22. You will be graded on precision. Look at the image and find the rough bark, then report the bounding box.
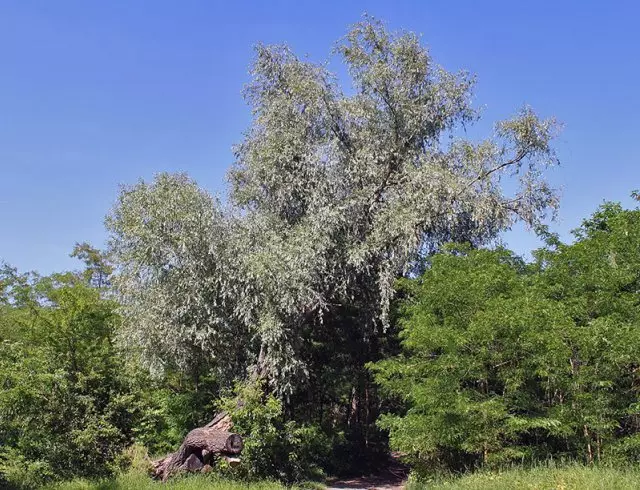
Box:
[205,411,234,431]
[153,412,243,481]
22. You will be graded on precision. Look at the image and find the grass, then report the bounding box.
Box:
[42,464,640,490]
[44,470,296,490]
[409,464,640,490]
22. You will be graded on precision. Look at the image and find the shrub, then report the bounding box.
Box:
[0,274,147,487]
[219,381,330,483]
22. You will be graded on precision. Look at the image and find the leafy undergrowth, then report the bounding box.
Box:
[410,465,640,490]
[43,470,300,490]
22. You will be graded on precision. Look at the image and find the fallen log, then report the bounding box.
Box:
[153,412,243,481]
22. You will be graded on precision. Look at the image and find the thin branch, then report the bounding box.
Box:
[463,148,529,193]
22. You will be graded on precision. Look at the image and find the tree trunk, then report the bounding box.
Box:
[153,412,243,481]
[583,424,593,465]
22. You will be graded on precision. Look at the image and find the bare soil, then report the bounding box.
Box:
[325,454,408,490]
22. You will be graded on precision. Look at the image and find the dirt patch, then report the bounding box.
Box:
[326,455,408,490]
[326,475,405,489]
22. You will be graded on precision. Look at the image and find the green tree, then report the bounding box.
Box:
[70,242,113,289]
[532,201,640,464]
[106,17,560,469]
[0,265,151,487]
[371,199,640,473]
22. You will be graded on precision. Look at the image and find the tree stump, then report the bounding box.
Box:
[152,413,243,481]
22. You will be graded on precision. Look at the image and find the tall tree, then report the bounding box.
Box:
[106,17,560,457]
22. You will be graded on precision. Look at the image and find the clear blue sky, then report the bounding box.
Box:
[2,1,639,274]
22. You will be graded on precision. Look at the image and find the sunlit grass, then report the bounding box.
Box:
[409,464,640,490]
[45,470,295,490]
[43,463,640,490]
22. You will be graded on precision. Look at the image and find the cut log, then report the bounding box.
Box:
[152,412,243,481]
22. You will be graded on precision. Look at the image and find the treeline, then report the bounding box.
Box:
[3,200,640,488]
[2,16,638,489]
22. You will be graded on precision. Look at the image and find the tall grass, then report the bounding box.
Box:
[409,464,640,490]
[44,470,295,490]
[42,463,640,490]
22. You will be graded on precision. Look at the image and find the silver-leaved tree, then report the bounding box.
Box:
[106,17,559,437]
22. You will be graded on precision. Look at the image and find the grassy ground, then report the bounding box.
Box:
[44,471,295,490]
[43,464,640,490]
[410,465,640,490]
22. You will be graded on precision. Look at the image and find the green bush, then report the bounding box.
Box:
[130,372,222,457]
[0,272,147,487]
[219,381,330,483]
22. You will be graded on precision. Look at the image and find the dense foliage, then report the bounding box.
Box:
[105,17,559,467]
[371,201,640,473]
[0,249,231,488]
[218,381,331,482]
[0,262,133,487]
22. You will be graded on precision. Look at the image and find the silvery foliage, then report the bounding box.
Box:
[106,174,258,379]
[107,18,559,395]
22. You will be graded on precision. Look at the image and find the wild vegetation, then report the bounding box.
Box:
[1,17,639,490]
[407,464,640,490]
[372,201,640,474]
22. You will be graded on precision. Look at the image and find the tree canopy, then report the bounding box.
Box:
[106,18,560,401]
[371,201,640,472]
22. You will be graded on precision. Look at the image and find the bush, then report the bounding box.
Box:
[0,274,147,487]
[0,449,55,490]
[218,381,331,483]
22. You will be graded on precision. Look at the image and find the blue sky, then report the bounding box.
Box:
[1,1,639,274]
